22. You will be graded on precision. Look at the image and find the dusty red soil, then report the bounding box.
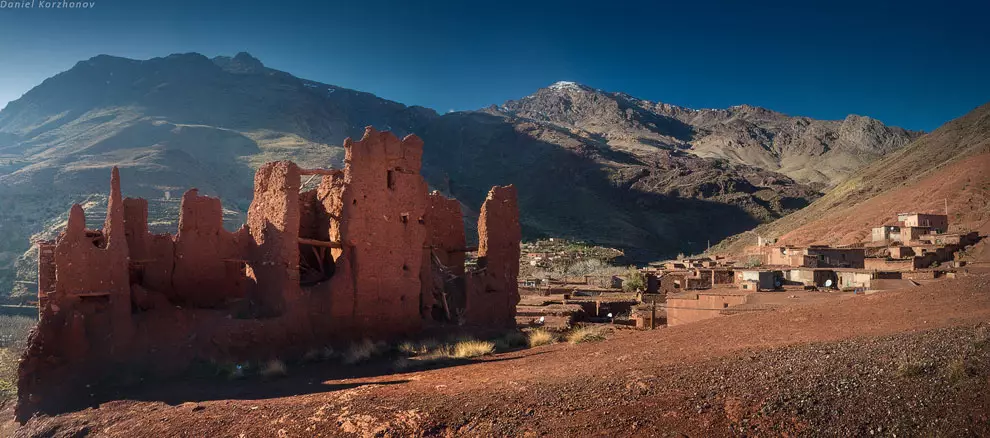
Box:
[4,268,989,437]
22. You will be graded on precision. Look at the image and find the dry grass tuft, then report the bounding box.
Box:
[945,357,976,385]
[494,331,528,351]
[343,339,386,365]
[261,359,287,378]
[895,358,930,378]
[528,329,557,347]
[567,325,611,344]
[398,339,438,356]
[303,346,335,362]
[452,340,496,359]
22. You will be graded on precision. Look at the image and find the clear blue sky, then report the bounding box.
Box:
[0,0,988,131]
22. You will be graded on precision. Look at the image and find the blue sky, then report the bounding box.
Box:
[0,0,988,131]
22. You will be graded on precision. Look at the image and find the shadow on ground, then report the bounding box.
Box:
[40,350,541,417]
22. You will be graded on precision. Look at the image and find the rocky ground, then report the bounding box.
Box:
[3,271,989,437]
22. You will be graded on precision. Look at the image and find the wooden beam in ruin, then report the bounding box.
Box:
[299,168,342,176]
[299,238,343,248]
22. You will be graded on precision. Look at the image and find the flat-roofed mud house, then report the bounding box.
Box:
[17,128,521,422]
[666,290,751,326]
[764,245,865,269]
[898,212,948,232]
[735,269,777,291]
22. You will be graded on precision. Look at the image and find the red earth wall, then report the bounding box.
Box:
[465,185,522,328]
[421,192,467,321]
[17,128,521,422]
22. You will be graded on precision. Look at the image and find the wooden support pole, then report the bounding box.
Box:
[299,238,343,248]
[298,168,342,176]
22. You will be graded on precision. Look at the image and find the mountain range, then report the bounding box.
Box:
[712,102,990,255]
[0,52,929,299]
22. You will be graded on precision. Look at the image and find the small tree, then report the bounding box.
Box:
[622,268,646,292]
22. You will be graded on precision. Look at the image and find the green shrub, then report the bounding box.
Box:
[622,268,646,292]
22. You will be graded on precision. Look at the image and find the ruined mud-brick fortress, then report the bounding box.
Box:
[17,127,521,421]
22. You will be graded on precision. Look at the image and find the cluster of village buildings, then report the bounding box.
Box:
[516,212,980,329]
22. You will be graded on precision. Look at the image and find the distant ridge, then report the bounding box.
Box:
[711,102,990,255]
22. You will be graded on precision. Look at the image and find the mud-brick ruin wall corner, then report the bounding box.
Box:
[421,192,467,321]
[122,197,175,300]
[52,167,133,343]
[465,185,522,328]
[323,127,428,338]
[172,189,249,307]
[247,161,302,317]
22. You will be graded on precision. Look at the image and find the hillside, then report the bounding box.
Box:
[0,54,918,299]
[712,102,990,255]
[500,81,921,188]
[418,111,819,260]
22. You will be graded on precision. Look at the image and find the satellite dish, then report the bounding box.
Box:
[607,313,613,318]
[825,279,833,288]
[538,316,545,324]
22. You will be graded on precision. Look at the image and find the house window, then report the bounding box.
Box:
[387,170,395,190]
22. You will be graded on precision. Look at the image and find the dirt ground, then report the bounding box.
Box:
[2,269,986,437]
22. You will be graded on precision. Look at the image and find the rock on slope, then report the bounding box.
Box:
[712,102,990,255]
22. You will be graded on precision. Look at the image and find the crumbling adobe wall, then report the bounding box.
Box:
[322,128,428,338]
[247,161,302,317]
[17,168,133,420]
[53,168,133,344]
[123,198,174,297]
[36,241,56,313]
[421,192,467,322]
[465,185,521,328]
[16,130,524,422]
[173,189,249,308]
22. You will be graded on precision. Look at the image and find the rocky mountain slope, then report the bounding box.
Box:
[0,53,919,299]
[418,111,819,260]
[501,81,922,189]
[712,102,990,255]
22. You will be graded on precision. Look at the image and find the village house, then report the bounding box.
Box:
[897,212,949,232]
[784,268,838,288]
[665,290,752,326]
[735,269,776,291]
[764,245,865,269]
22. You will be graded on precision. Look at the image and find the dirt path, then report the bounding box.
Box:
[10,273,990,437]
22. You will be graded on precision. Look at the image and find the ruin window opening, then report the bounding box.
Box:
[387,170,396,190]
[400,213,409,224]
[299,244,336,286]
